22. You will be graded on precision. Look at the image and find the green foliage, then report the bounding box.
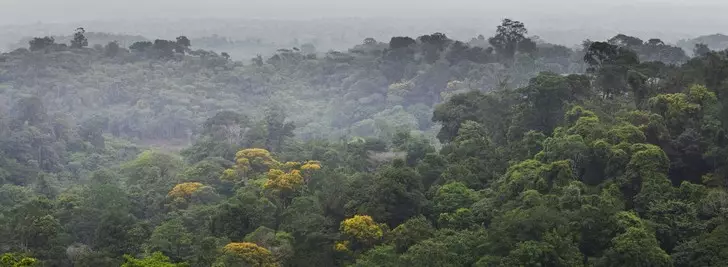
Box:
[390,216,435,253]
[121,252,189,267]
[143,219,194,263]
[350,245,400,267]
[432,182,478,215]
[598,227,672,267]
[351,163,426,227]
[5,20,728,267]
[0,253,38,267]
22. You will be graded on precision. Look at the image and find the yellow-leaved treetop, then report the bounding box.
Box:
[221,149,322,191]
[334,241,350,252]
[235,148,280,173]
[168,182,204,199]
[222,242,279,267]
[340,215,383,246]
[282,161,301,170]
[300,160,322,171]
[221,148,281,182]
[264,169,303,195]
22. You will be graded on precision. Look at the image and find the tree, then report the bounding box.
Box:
[12,96,47,126]
[608,34,644,47]
[401,230,487,267]
[672,223,728,267]
[121,252,189,267]
[515,72,574,134]
[598,227,672,267]
[143,219,194,263]
[168,182,204,199]
[489,19,533,60]
[130,41,153,52]
[79,116,107,149]
[263,107,295,153]
[340,215,384,247]
[433,182,479,214]
[583,41,640,98]
[175,36,191,54]
[71,27,88,48]
[440,121,506,188]
[28,37,55,51]
[354,162,426,227]
[694,43,711,57]
[210,189,276,240]
[243,227,294,265]
[216,242,279,267]
[0,253,39,267]
[263,169,304,206]
[389,37,416,50]
[647,38,665,46]
[221,52,231,60]
[390,216,434,253]
[104,41,121,57]
[499,233,584,267]
[7,198,64,257]
[350,245,399,267]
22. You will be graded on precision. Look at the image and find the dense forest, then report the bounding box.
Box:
[1,18,728,266]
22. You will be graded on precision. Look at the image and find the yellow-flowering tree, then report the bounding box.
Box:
[299,161,322,183]
[0,253,38,267]
[215,242,280,267]
[168,182,204,199]
[221,148,281,182]
[339,215,384,249]
[264,170,303,195]
[236,149,280,172]
[221,148,322,204]
[167,182,220,209]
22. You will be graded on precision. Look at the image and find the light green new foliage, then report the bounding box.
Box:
[433,182,479,214]
[0,253,38,267]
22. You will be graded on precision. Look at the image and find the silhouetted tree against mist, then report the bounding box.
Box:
[104,41,120,57]
[175,36,191,54]
[609,34,644,47]
[584,41,640,98]
[389,37,416,50]
[694,43,711,57]
[153,39,177,58]
[647,38,665,46]
[129,41,153,52]
[605,34,687,64]
[418,33,451,63]
[28,37,55,51]
[221,52,231,60]
[363,38,378,46]
[71,27,88,49]
[489,19,534,61]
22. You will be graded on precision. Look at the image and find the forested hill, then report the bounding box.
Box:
[2,19,728,266]
[0,22,692,145]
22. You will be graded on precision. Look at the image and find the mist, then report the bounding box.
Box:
[1,0,727,44]
[5,0,728,266]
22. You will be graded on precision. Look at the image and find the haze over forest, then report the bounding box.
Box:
[5,1,728,266]
[1,0,728,48]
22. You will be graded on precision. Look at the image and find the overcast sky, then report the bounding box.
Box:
[0,0,726,45]
[1,0,727,23]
